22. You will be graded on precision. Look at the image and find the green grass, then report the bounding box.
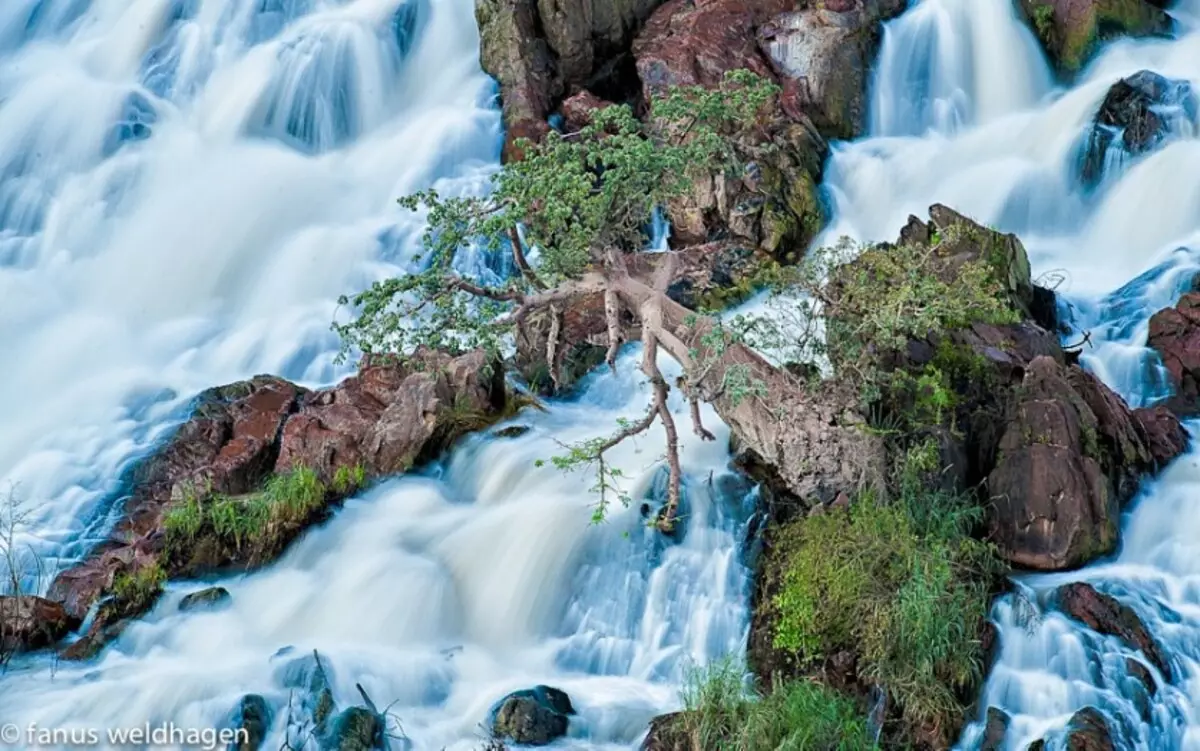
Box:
[163,467,328,558]
[110,562,166,613]
[676,658,875,750]
[769,447,1001,733]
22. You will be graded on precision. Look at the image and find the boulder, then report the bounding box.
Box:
[1081,70,1197,186]
[1020,0,1171,74]
[178,586,231,612]
[559,89,612,132]
[230,694,271,751]
[986,356,1184,570]
[322,706,384,751]
[491,686,574,746]
[0,596,77,655]
[1063,706,1116,751]
[1056,582,1171,680]
[980,707,1011,751]
[1148,292,1200,415]
[641,712,689,751]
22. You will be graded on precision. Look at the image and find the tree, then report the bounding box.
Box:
[335,70,824,531]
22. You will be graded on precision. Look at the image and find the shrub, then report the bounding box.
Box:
[770,448,1001,732]
[677,658,875,750]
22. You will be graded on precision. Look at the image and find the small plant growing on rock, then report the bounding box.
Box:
[110,562,166,614]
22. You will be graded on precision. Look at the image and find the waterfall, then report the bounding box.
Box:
[0,0,755,747]
[824,0,1200,748]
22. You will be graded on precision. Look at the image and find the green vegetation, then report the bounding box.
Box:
[332,464,367,495]
[768,445,1000,733]
[673,658,875,751]
[1030,2,1055,46]
[110,562,166,613]
[164,467,328,560]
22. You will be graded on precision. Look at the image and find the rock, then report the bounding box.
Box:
[1063,706,1116,751]
[559,89,612,132]
[493,425,532,439]
[641,712,689,751]
[0,596,77,654]
[986,356,1184,570]
[1149,292,1200,415]
[476,0,664,160]
[757,8,876,140]
[322,706,384,751]
[178,586,231,612]
[1125,656,1157,696]
[1081,70,1197,186]
[1020,0,1171,74]
[981,707,1011,751]
[230,694,271,751]
[1056,582,1171,681]
[491,686,574,746]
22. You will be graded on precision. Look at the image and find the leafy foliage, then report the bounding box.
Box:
[769,444,1002,732]
[676,658,876,751]
[333,71,780,363]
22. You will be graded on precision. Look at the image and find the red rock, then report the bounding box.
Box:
[560,90,612,132]
[1148,291,1200,415]
[1057,582,1171,681]
[0,596,77,654]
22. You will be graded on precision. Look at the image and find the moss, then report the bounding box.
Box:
[110,562,166,616]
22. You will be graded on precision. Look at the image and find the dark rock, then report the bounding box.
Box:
[1149,292,1200,415]
[0,596,77,654]
[1019,0,1171,74]
[641,712,689,751]
[322,706,384,751]
[1081,70,1196,186]
[1064,706,1116,751]
[1056,582,1171,681]
[230,694,270,751]
[491,686,573,746]
[981,707,1011,751]
[559,89,612,132]
[178,586,231,612]
[493,425,532,439]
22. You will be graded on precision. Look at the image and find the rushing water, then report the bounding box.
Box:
[0,1,754,748]
[824,0,1200,748]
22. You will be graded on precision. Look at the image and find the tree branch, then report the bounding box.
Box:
[447,276,523,303]
[547,304,563,391]
[604,287,623,372]
[507,226,547,291]
[689,396,715,442]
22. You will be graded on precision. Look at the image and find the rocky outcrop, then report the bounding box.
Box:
[1081,70,1197,186]
[641,712,689,750]
[1057,582,1172,680]
[980,707,1011,751]
[44,350,508,659]
[0,596,77,655]
[1020,0,1172,74]
[491,686,575,746]
[476,0,664,159]
[1148,291,1200,415]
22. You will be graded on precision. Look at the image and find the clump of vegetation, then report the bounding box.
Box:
[164,467,328,562]
[768,444,1001,735]
[110,562,166,614]
[332,464,367,496]
[672,658,876,750]
[1030,2,1056,46]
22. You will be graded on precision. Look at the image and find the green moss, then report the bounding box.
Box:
[769,447,1001,733]
[332,464,368,495]
[676,659,876,750]
[110,562,166,614]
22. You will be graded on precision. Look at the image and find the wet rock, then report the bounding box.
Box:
[1020,0,1171,74]
[981,707,1011,751]
[1125,657,1157,697]
[493,425,532,439]
[641,712,688,751]
[476,0,664,160]
[1148,292,1200,415]
[1081,70,1197,186]
[322,706,384,751]
[1063,706,1116,751]
[230,694,270,751]
[0,596,77,654]
[491,686,574,746]
[1056,582,1172,681]
[178,586,231,612]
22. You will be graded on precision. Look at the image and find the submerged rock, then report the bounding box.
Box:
[1019,0,1171,74]
[980,706,1011,751]
[491,686,574,746]
[322,706,384,751]
[178,586,231,612]
[1081,70,1197,186]
[0,596,77,654]
[230,694,270,751]
[1056,582,1172,681]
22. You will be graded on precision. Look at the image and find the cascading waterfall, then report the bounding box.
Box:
[0,0,755,748]
[822,0,1200,748]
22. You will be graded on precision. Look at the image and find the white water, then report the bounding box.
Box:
[0,0,754,748]
[824,0,1200,748]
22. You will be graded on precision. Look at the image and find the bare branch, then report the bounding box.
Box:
[507,226,547,291]
[604,287,623,372]
[447,276,523,303]
[689,396,716,442]
[547,305,563,392]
